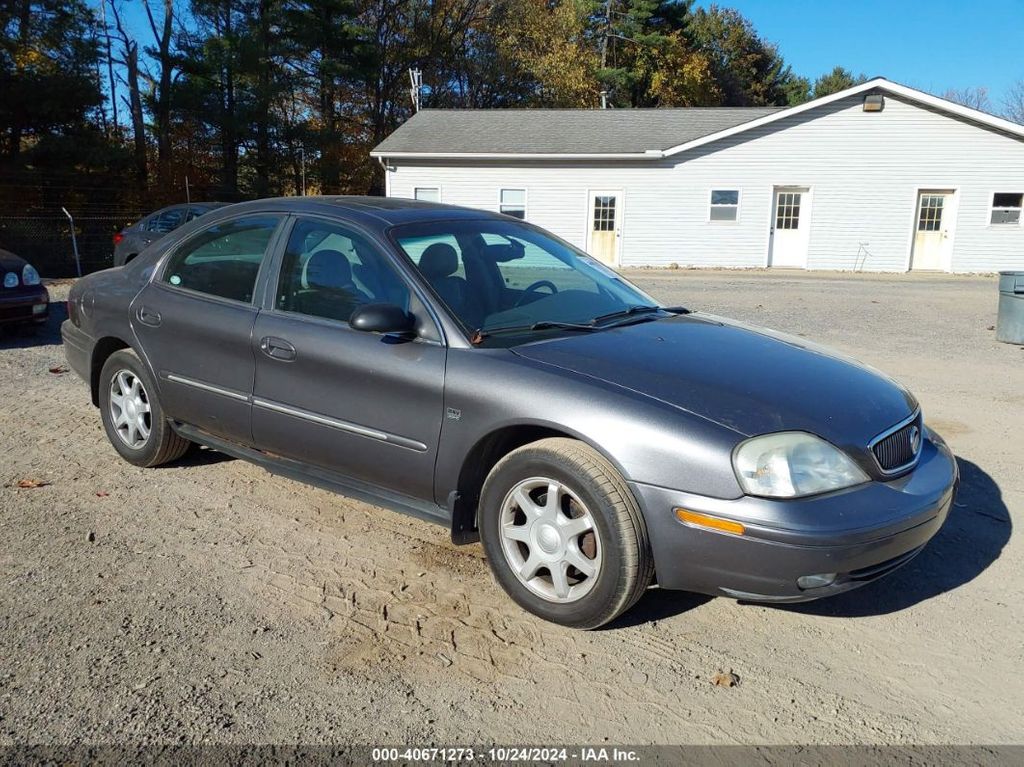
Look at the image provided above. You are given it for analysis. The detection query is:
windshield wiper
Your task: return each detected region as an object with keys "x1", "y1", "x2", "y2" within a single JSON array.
[
  {"x1": 471, "y1": 306, "x2": 692, "y2": 344},
  {"x1": 589, "y1": 304, "x2": 690, "y2": 326},
  {"x1": 471, "y1": 321, "x2": 598, "y2": 345}
]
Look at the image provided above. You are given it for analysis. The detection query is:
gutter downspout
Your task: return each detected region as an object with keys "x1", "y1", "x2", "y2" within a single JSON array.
[{"x1": 377, "y1": 155, "x2": 391, "y2": 197}]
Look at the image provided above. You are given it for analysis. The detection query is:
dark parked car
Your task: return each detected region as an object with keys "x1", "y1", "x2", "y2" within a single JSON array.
[
  {"x1": 0, "y1": 248, "x2": 48, "y2": 327},
  {"x1": 62, "y1": 197, "x2": 958, "y2": 628},
  {"x1": 113, "y1": 202, "x2": 226, "y2": 266}
]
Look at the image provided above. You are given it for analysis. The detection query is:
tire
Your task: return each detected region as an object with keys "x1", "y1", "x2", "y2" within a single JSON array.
[
  {"x1": 98, "y1": 348, "x2": 191, "y2": 467},
  {"x1": 479, "y1": 438, "x2": 654, "y2": 629}
]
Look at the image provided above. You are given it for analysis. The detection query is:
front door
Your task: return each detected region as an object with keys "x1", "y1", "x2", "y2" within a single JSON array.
[
  {"x1": 131, "y1": 214, "x2": 284, "y2": 444},
  {"x1": 911, "y1": 190, "x2": 955, "y2": 271},
  {"x1": 251, "y1": 216, "x2": 446, "y2": 502},
  {"x1": 768, "y1": 187, "x2": 811, "y2": 268},
  {"x1": 587, "y1": 191, "x2": 622, "y2": 266}
]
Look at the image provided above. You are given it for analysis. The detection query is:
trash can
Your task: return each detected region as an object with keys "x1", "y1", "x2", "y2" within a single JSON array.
[{"x1": 996, "y1": 271, "x2": 1024, "y2": 345}]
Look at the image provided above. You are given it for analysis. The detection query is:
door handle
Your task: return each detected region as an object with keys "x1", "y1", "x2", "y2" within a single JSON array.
[
  {"x1": 260, "y1": 336, "x2": 296, "y2": 361},
  {"x1": 136, "y1": 306, "x2": 161, "y2": 327}
]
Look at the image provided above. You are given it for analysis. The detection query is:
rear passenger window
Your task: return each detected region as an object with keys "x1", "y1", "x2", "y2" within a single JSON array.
[
  {"x1": 162, "y1": 216, "x2": 280, "y2": 303},
  {"x1": 149, "y1": 208, "x2": 184, "y2": 233},
  {"x1": 275, "y1": 218, "x2": 410, "y2": 323}
]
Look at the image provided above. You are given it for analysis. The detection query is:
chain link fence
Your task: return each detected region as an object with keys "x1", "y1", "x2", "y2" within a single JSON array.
[{"x1": 0, "y1": 212, "x2": 141, "y2": 277}]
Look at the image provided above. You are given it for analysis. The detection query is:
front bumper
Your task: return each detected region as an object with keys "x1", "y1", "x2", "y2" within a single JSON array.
[
  {"x1": 631, "y1": 433, "x2": 958, "y2": 602},
  {"x1": 0, "y1": 285, "x2": 48, "y2": 324}
]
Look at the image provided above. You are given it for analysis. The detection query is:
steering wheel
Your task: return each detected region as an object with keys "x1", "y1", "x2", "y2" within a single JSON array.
[{"x1": 513, "y1": 280, "x2": 559, "y2": 308}]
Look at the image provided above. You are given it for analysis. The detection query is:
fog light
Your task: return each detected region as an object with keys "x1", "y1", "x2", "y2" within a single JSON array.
[
  {"x1": 32, "y1": 303, "x2": 47, "y2": 315},
  {"x1": 797, "y1": 573, "x2": 837, "y2": 590}
]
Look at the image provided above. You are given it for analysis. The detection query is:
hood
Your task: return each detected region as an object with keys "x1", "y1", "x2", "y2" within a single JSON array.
[
  {"x1": 511, "y1": 313, "x2": 917, "y2": 448},
  {"x1": 0, "y1": 248, "x2": 28, "y2": 274}
]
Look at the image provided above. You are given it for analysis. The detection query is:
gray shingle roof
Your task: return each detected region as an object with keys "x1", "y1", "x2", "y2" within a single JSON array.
[{"x1": 371, "y1": 107, "x2": 785, "y2": 156}]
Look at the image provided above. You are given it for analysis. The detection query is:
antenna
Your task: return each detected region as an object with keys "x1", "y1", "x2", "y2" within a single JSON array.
[
  {"x1": 185, "y1": 175, "x2": 191, "y2": 205},
  {"x1": 409, "y1": 68, "x2": 423, "y2": 112}
]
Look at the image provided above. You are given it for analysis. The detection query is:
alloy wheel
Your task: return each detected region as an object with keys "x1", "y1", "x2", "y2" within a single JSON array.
[
  {"x1": 108, "y1": 369, "x2": 152, "y2": 449},
  {"x1": 498, "y1": 476, "x2": 603, "y2": 603}
]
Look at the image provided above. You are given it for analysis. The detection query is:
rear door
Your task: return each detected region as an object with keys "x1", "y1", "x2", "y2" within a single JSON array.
[
  {"x1": 910, "y1": 190, "x2": 956, "y2": 271},
  {"x1": 768, "y1": 186, "x2": 811, "y2": 268},
  {"x1": 250, "y1": 216, "x2": 446, "y2": 501},
  {"x1": 131, "y1": 214, "x2": 284, "y2": 444},
  {"x1": 586, "y1": 191, "x2": 622, "y2": 266}
]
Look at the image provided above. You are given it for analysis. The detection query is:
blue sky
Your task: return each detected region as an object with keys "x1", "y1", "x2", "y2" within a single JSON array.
[{"x1": 694, "y1": 0, "x2": 1024, "y2": 107}]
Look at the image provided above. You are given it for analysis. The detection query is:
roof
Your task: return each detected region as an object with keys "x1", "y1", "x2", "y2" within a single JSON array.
[
  {"x1": 371, "y1": 78, "x2": 1024, "y2": 161},
  {"x1": 208, "y1": 195, "x2": 500, "y2": 228},
  {"x1": 372, "y1": 107, "x2": 782, "y2": 157}
]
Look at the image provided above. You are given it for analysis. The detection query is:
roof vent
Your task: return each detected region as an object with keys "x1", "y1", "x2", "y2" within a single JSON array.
[{"x1": 863, "y1": 93, "x2": 885, "y2": 112}]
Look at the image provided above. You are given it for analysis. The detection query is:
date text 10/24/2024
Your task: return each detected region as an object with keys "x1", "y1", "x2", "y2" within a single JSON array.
[{"x1": 371, "y1": 747, "x2": 641, "y2": 762}]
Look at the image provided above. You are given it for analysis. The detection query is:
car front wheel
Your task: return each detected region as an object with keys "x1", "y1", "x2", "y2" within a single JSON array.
[
  {"x1": 479, "y1": 438, "x2": 654, "y2": 629},
  {"x1": 98, "y1": 348, "x2": 191, "y2": 467}
]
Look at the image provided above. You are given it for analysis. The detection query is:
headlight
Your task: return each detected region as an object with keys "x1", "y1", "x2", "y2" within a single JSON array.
[
  {"x1": 22, "y1": 263, "x2": 40, "y2": 286},
  {"x1": 733, "y1": 432, "x2": 869, "y2": 498},
  {"x1": 3, "y1": 272, "x2": 17, "y2": 288}
]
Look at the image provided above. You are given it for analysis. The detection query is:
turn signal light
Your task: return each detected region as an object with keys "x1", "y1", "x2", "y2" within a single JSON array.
[{"x1": 674, "y1": 508, "x2": 745, "y2": 536}]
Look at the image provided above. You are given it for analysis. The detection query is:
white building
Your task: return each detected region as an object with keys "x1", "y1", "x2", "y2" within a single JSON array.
[{"x1": 372, "y1": 78, "x2": 1024, "y2": 273}]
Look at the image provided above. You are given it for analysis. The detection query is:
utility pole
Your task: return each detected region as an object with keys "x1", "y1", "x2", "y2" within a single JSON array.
[
  {"x1": 409, "y1": 68, "x2": 423, "y2": 112},
  {"x1": 600, "y1": 0, "x2": 611, "y2": 70}
]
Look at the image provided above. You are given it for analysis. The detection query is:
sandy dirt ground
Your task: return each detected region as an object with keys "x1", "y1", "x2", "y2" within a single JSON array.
[{"x1": 0, "y1": 270, "x2": 1020, "y2": 746}]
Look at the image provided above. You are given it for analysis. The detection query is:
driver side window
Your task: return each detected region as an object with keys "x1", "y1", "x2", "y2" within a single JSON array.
[{"x1": 276, "y1": 218, "x2": 410, "y2": 324}]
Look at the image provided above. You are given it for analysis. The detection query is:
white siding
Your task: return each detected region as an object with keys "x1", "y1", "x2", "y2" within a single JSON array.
[{"x1": 384, "y1": 93, "x2": 1024, "y2": 273}]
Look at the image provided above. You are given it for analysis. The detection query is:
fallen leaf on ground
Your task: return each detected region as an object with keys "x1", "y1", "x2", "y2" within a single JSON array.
[
  {"x1": 95, "y1": 491, "x2": 109, "y2": 497},
  {"x1": 15, "y1": 478, "x2": 50, "y2": 489},
  {"x1": 48, "y1": 366, "x2": 69, "y2": 374},
  {"x1": 711, "y1": 669, "x2": 740, "y2": 688}
]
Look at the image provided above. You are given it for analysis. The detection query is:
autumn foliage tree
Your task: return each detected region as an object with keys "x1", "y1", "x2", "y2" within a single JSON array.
[{"x1": 6, "y1": 0, "x2": 993, "y2": 213}]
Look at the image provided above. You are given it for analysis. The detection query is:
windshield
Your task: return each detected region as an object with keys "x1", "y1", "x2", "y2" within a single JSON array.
[{"x1": 390, "y1": 219, "x2": 662, "y2": 344}]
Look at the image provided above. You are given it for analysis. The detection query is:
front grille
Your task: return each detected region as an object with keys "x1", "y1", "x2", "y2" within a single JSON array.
[
  {"x1": 0, "y1": 304, "x2": 34, "y2": 322},
  {"x1": 871, "y1": 413, "x2": 922, "y2": 473}
]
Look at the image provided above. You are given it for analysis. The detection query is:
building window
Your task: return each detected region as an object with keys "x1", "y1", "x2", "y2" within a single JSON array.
[
  {"x1": 414, "y1": 187, "x2": 440, "y2": 202},
  {"x1": 709, "y1": 189, "x2": 739, "y2": 222},
  {"x1": 991, "y1": 193, "x2": 1022, "y2": 225},
  {"x1": 918, "y1": 194, "x2": 944, "y2": 231},
  {"x1": 776, "y1": 192, "x2": 802, "y2": 230},
  {"x1": 593, "y1": 196, "x2": 616, "y2": 231},
  {"x1": 500, "y1": 188, "x2": 526, "y2": 219}
]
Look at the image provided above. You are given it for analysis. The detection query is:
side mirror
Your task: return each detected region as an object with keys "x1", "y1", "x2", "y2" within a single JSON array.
[{"x1": 349, "y1": 302, "x2": 416, "y2": 335}]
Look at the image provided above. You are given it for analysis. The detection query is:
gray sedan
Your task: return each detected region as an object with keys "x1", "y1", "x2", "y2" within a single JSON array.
[
  {"x1": 113, "y1": 202, "x2": 226, "y2": 266},
  {"x1": 61, "y1": 197, "x2": 958, "y2": 628}
]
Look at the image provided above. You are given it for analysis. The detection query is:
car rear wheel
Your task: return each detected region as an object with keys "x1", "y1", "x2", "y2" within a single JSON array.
[
  {"x1": 99, "y1": 349, "x2": 191, "y2": 467},
  {"x1": 479, "y1": 438, "x2": 654, "y2": 629}
]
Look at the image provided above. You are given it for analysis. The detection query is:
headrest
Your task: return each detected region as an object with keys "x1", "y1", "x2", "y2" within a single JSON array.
[
  {"x1": 303, "y1": 249, "x2": 352, "y2": 289},
  {"x1": 419, "y1": 242, "x2": 459, "y2": 279}
]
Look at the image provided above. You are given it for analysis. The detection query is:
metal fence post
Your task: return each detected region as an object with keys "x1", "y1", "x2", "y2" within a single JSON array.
[{"x1": 61, "y1": 206, "x2": 82, "y2": 277}]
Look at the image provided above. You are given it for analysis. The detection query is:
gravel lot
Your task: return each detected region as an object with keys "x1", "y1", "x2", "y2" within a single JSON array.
[{"x1": 0, "y1": 270, "x2": 1020, "y2": 746}]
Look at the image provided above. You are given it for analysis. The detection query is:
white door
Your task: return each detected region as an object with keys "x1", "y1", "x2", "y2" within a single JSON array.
[
  {"x1": 911, "y1": 190, "x2": 955, "y2": 271},
  {"x1": 768, "y1": 187, "x2": 811, "y2": 268},
  {"x1": 587, "y1": 191, "x2": 622, "y2": 267}
]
